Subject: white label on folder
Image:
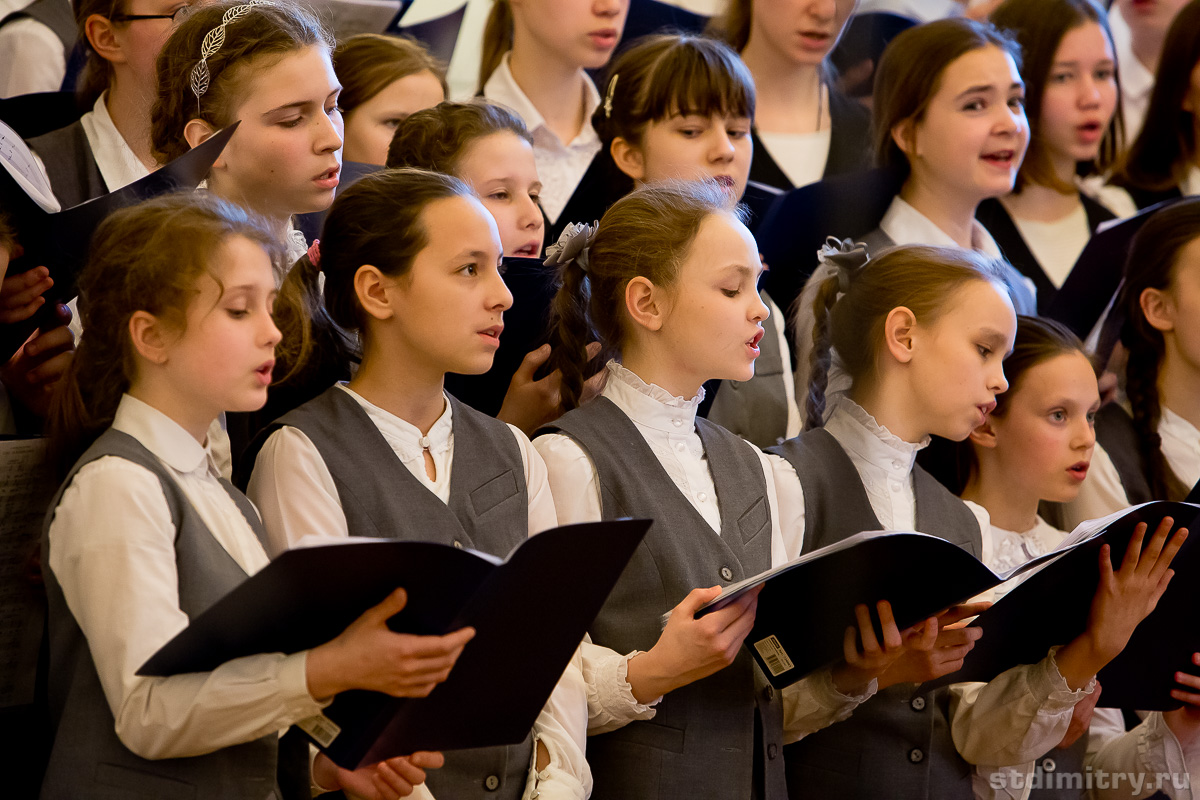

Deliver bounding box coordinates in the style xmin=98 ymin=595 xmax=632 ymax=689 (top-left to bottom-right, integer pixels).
xmin=298 ymin=713 xmax=342 ymax=748
xmin=754 ymin=635 xmax=795 ymax=677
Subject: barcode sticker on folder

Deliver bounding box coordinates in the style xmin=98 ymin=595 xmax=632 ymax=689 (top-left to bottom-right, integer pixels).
xmin=298 ymin=713 xmax=342 ymax=748
xmin=754 ymin=635 xmax=795 ymax=677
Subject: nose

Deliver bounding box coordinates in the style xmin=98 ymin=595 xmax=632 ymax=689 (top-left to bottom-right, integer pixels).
xmin=751 ymin=290 xmax=769 ymax=322
xmin=593 ymin=0 xmax=625 ymax=19
xmin=807 ymin=0 xmax=836 ymax=22
xmin=315 ymin=107 xmax=344 ymax=154
xmin=990 ymin=364 xmax=1009 ymax=395
xmin=490 ymin=268 xmax=514 ymax=313
xmin=263 ymin=307 xmax=282 ymax=348
xmin=710 ymin=128 xmax=735 ymax=163
xmin=521 ymin=193 xmax=544 ymax=235
xmin=1075 ymin=415 xmax=1097 ymax=449
xmin=1078 ymin=73 xmax=1102 ymax=109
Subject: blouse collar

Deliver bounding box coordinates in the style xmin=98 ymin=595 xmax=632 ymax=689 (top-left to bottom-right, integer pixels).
xmin=824 ymin=395 xmax=928 ymax=475
xmin=111 ymin=393 xmax=213 ymax=477
xmin=601 ymin=360 xmax=705 ymax=434
xmin=880 ymin=195 xmax=1003 ymax=258
xmin=337 ymin=384 xmax=454 ymax=457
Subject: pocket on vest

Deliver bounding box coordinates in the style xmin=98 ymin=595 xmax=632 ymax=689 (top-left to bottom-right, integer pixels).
xmin=607 ymin=718 xmax=686 ymax=754
xmin=469 ymin=470 xmax=520 ymax=516
xmin=737 ymin=497 xmax=770 ymax=545
xmin=94 ymin=762 xmax=198 ymax=798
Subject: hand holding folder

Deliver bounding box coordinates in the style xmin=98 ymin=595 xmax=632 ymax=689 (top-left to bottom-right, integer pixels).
xmin=139 ymin=519 xmax=650 ymax=769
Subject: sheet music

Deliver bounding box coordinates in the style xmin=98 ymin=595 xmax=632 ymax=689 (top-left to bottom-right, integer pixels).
xmin=0 ymin=121 xmax=61 ymax=213
xmin=0 ymin=438 xmax=54 ymax=708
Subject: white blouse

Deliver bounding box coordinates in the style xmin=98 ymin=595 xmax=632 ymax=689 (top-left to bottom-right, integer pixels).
xmin=46 ymin=394 xmax=326 ymax=760
xmin=80 ymin=91 xmax=151 ymax=193
xmin=534 ymin=361 xmax=871 ymax=744
xmin=1008 ymin=205 xmax=1091 ymax=289
xmin=757 ymin=129 xmax=831 ymax=189
xmin=246 ymin=384 xmax=587 ymax=800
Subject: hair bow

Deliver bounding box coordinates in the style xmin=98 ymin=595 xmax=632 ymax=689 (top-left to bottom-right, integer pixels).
xmin=816 ymin=236 xmax=870 ymax=293
xmin=544 ymin=221 xmax=599 ymax=274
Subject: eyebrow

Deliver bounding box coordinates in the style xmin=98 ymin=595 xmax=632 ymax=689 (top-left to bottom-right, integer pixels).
xmin=262 ymin=88 xmax=342 ymax=118
xmin=722 ymin=263 xmax=762 ymax=280
xmin=955 ymin=81 xmax=1024 ymax=99
xmin=453 ymin=249 xmax=490 ymax=260
xmin=977 ymin=327 xmax=1010 ymax=346
xmin=1052 ymin=59 xmax=1114 ymax=67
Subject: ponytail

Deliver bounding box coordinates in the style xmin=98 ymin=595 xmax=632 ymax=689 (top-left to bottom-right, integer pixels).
xmin=477 ymin=0 xmax=513 ymax=93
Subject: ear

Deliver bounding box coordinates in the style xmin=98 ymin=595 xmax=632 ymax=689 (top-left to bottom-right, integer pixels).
xmin=882 ymin=306 xmax=917 ymax=364
xmin=84 ymin=13 xmax=126 ymax=65
xmin=891 ymin=116 xmax=918 ymax=159
xmin=1139 ymin=286 xmax=1175 ymax=333
xmin=354 ymin=264 xmax=395 ymax=322
xmin=128 ymin=310 xmax=173 ymax=366
xmin=184 ymin=118 xmax=217 ymax=156
xmin=968 ymin=417 xmax=999 ymax=449
xmin=610 ymin=137 xmax=646 ymax=183
xmin=624 ymin=275 xmax=666 ymax=333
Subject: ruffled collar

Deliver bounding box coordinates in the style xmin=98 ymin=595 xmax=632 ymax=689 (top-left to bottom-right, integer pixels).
xmin=824 ymin=395 xmax=928 ymax=475
xmin=601 ymin=360 xmax=705 ymax=434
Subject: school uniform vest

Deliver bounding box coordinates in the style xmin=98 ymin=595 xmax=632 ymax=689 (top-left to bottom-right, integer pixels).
xmin=27 ymin=119 xmax=106 ymax=209
xmin=769 ymin=427 xmax=983 ymax=800
xmin=975 ymin=194 xmax=1116 ymax=315
xmin=0 ymin=0 xmax=74 ymax=61
xmin=706 ymin=298 xmax=790 ymax=448
xmin=1027 ymin=737 xmax=1089 ymax=800
xmin=543 ymin=396 xmax=787 ymax=800
xmin=1093 ymin=404 xmax=1156 ymax=505
xmin=40 ymin=429 xmax=284 ymax=800
xmin=266 ymin=386 xmax=534 ymax=800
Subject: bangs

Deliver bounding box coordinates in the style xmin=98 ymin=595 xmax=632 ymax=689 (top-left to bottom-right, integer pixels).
xmin=637 ymin=42 xmax=755 ymax=123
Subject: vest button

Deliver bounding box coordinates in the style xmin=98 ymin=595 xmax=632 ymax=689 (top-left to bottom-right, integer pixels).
xmin=767 ymin=743 xmax=778 ymax=759
xmin=764 ymin=685 xmax=776 ymax=701
xmin=485 ymin=775 xmax=501 ymax=791
xmin=909 ymin=748 xmax=924 ymax=763
xmin=1041 ymin=758 xmax=1056 ymax=773
xmin=910 ymin=696 xmax=926 ymax=711
xmin=720 ymin=566 xmax=733 ymax=581
xmin=453 ymin=540 xmax=463 ymax=549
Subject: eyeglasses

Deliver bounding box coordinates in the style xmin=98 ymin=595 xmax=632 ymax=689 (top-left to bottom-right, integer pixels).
xmin=109 ymin=4 xmax=191 ymax=23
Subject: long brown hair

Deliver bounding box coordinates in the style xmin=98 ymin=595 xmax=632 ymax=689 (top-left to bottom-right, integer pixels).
xmin=477 ymin=0 xmax=514 ymax=92
xmin=386 ymin=99 xmax=531 ymax=173
xmin=805 ymin=244 xmax=1013 ymax=429
xmin=1112 ymin=0 xmax=1200 ymax=193
xmin=49 ymin=193 xmax=284 ymax=473
xmin=546 ymin=180 xmax=746 ymax=411
xmin=1107 ymin=198 xmax=1200 ymax=500
xmin=873 ymin=18 xmax=1022 ymax=179
xmin=991 ymin=0 xmax=1123 ymax=193
xmin=150 ymin=0 xmax=332 ymax=164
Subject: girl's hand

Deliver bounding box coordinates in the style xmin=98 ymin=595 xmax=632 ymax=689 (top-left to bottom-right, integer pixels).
xmin=626 ymin=585 xmax=761 ymax=703
xmin=313 ymin=750 xmax=443 ymax=799
xmin=1057 ymin=682 xmax=1101 ymax=749
xmin=1 ymin=305 xmax=75 ymax=418
xmin=872 ymin=602 xmax=990 ymax=690
xmin=306 ymin=588 xmax=475 ymax=701
xmin=1056 ymin=518 xmax=1186 ymax=690
xmin=496 ymin=342 xmax=602 ymax=434
xmin=0 ymin=265 xmax=54 ymax=324
xmin=1165 ymin=652 xmax=1200 ymax=750
xmin=832 ymin=600 xmax=931 ymax=692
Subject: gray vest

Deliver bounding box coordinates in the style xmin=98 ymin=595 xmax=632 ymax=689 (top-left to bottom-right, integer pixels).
xmin=28 ymin=119 xmax=107 ymax=209
xmin=707 ymin=290 xmax=790 ymax=449
xmin=0 ymin=0 xmax=74 ymax=59
xmin=544 ymin=397 xmax=786 ymax=800
xmin=1027 ymin=736 xmax=1089 ymax=800
xmin=41 ymin=429 xmax=283 ymax=799
xmin=270 ymin=386 xmax=533 ymax=799
xmin=769 ymin=427 xmax=982 ymax=800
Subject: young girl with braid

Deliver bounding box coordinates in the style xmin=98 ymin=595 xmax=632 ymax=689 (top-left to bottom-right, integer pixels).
xmin=1065 ymin=198 xmax=1200 ymax=525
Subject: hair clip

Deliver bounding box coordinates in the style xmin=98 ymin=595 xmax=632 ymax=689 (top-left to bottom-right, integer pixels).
xmin=816 ymin=236 xmax=869 ymax=293
xmin=190 ymin=0 xmax=272 ymax=102
xmin=603 ymin=73 xmax=618 ymax=120
xmin=544 ymin=221 xmax=599 ymax=274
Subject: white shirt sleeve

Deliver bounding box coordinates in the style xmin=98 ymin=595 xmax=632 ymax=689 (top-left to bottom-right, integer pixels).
xmin=245 ymin=425 xmax=349 ymax=556
xmin=1086 ymin=708 xmax=1194 ymax=800
xmin=533 ymin=432 xmax=662 ymax=733
xmin=1061 ymin=443 xmax=1130 ymax=531
xmin=47 ymin=456 xmax=327 ymax=760
xmin=0 ymin=18 xmax=66 ymax=98
xmin=950 ymin=649 xmax=1095 ymax=767
xmin=781 ymin=669 xmax=878 ymax=744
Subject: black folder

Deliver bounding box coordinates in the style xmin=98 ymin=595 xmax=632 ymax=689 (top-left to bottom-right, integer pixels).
xmin=0 ymin=122 xmax=238 ymax=360
xmin=139 ymin=519 xmax=650 ymax=769
xmin=444 ymin=255 xmax=558 ymax=417
xmin=1046 ymin=198 xmax=1181 ymax=339
xmin=695 ymin=529 xmax=1061 ymax=689
xmin=917 ymin=501 xmax=1200 ymax=710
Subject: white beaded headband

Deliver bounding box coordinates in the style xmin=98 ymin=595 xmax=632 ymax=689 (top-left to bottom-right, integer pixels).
xmin=189 ymin=0 xmax=273 ymax=102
